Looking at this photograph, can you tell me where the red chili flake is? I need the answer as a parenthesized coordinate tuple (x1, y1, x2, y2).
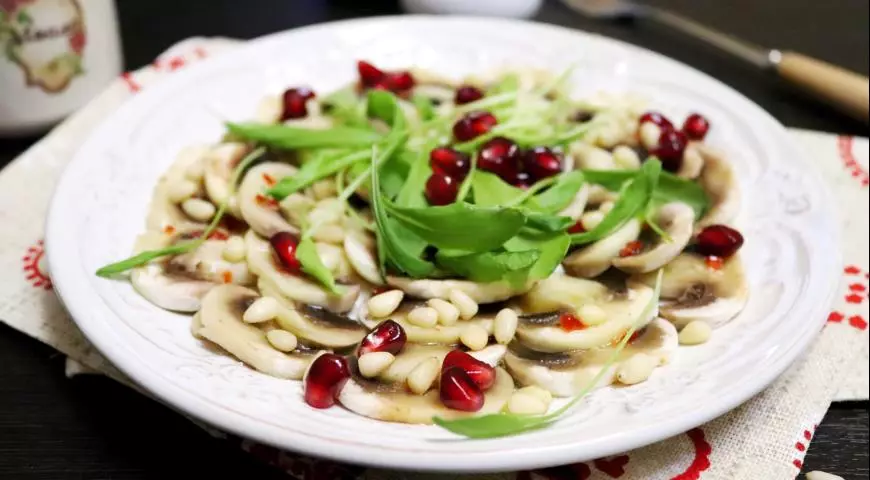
(567, 220, 586, 234)
(619, 240, 644, 258)
(559, 313, 586, 332)
(163, 225, 176, 235)
(221, 271, 233, 284)
(207, 230, 230, 241)
(705, 256, 724, 270)
(255, 194, 278, 209)
(262, 173, 277, 187)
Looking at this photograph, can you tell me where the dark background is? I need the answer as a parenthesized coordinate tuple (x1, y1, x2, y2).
(1, 0, 868, 478)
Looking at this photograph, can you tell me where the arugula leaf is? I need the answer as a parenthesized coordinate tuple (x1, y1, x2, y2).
(321, 87, 368, 127)
(396, 144, 434, 208)
(571, 160, 662, 245)
(472, 171, 524, 207)
(525, 171, 585, 213)
(384, 201, 526, 252)
(226, 122, 381, 150)
(97, 148, 266, 277)
(296, 237, 343, 294)
(433, 270, 664, 438)
(583, 161, 709, 218)
(504, 232, 571, 280)
(436, 249, 540, 283)
(367, 89, 399, 125)
(523, 212, 574, 233)
(267, 149, 370, 199)
(488, 73, 520, 96)
(411, 94, 436, 121)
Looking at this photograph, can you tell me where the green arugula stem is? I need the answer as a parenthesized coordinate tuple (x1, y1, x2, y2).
(96, 147, 266, 277)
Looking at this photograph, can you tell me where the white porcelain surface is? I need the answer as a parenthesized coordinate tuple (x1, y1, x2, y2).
(401, 0, 542, 18)
(46, 17, 840, 473)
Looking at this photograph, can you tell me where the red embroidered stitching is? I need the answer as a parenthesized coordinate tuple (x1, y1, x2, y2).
(22, 239, 52, 290)
(671, 428, 712, 480)
(837, 136, 869, 187)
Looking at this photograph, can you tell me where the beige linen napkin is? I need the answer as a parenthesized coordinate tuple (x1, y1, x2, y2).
(1, 38, 867, 480)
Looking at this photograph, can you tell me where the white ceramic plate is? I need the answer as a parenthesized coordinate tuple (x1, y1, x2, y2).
(46, 16, 840, 473)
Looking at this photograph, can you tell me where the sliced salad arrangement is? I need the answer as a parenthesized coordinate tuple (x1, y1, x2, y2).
(97, 61, 747, 437)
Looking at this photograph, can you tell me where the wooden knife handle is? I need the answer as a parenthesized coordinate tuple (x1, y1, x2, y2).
(776, 51, 870, 122)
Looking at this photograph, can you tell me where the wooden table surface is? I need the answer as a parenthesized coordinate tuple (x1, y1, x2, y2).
(0, 0, 867, 478)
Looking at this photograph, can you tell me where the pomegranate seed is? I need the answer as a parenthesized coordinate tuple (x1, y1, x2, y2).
(652, 129, 688, 172)
(705, 255, 725, 270)
(559, 312, 586, 332)
(619, 240, 644, 258)
(453, 111, 498, 142)
(524, 147, 563, 181)
(696, 225, 744, 258)
(304, 354, 350, 409)
(430, 147, 471, 179)
(385, 71, 415, 92)
(639, 111, 674, 130)
(425, 173, 459, 206)
(455, 85, 484, 105)
(567, 220, 586, 234)
(269, 232, 302, 273)
(478, 136, 520, 181)
(281, 87, 316, 121)
(439, 367, 484, 412)
(511, 171, 533, 189)
(682, 113, 710, 140)
(357, 60, 385, 87)
(442, 350, 496, 391)
(358, 320, 407, 356)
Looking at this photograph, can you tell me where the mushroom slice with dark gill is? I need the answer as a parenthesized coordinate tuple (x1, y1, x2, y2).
(195, 285, 323, 379)
(612, 202, 694, 274)
(505, 318, 678, 397)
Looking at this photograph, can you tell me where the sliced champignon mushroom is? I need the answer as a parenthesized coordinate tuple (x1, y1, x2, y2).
(563, 218, 642, 278)
(633, 252, 748, 328)
(515, 275, 657, 353)
(360, 300, 497, 344)
(131, 231, 254, 312)
(203, 143, 250, 217)
(504, 318, 677, 397)
(195, 285, 322, 379)
(244, 230, 360, 313)
(695, 145, 740, 228)
(676, 142, 704, 180)
(257, 277, 368, 349)
(558, 183, 590, 220)
(375, 343, 507, 384)
(612, 203, 694, 274)
(337, 364, 514, 424)
(343, 230, 384, 285)
(385, 276, 535, 304)
(146, 145, 211, 232)
(238, 162, 300, 238)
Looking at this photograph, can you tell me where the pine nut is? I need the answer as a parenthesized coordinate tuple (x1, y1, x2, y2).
(639, 122, 661, 150)
(449, 289, 479, 320)
(266, 329, 298, 352)
(367, 290, 404, 319)
(407, 357, 440, 395)
(407, 307, 439, 328)
(460, 325, 489, 351)
(578, 305, 607, 326)
(181, 198, 216, 221)
(600, 201, 615, 214)
(612, 145, 641, 169)
(279, 193, 314, 226)
(358, 352, 395, 378)
(806, 472, 845, 480)
(185, 161, 205, 182)
(616, 352, 657, 385)
(507, 391, 548, 415)
(308, 199, 343, 225)
(312, 224, 345, 244)
(581, 211, 606, 231)
(311, 179, 338, 200)
(222, 236, 247, 263)
(518, 386, 553, 405)
(679, 320, 712, 345)
(168, 180, 198, 203)
(243, 297, 280, 323)
(427, 298, 460, 326)
(494, 308, 518, 345)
